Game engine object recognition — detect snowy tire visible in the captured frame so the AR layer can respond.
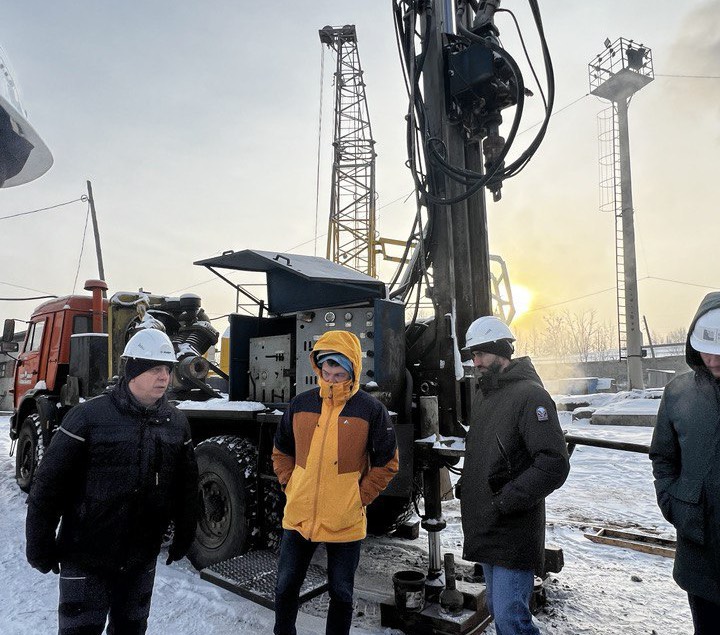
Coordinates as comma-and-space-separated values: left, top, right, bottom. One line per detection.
16, 414, 44, 493
261, 480, 285, 553
188, 436, 258, 569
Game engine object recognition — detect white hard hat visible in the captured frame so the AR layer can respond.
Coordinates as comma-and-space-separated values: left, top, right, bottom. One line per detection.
690, 308, 720, 355
122, 329, 177, 363
0, 47, 53, 188
463, 315, 515, 352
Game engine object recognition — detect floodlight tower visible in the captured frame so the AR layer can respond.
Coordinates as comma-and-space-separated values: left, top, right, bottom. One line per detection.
589, 38, 653, 390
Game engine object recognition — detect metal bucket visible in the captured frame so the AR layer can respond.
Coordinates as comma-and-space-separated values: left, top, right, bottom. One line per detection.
392, 569, 426, 612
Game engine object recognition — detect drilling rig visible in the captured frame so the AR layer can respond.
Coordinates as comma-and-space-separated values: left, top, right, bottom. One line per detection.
3, 3, 555, 633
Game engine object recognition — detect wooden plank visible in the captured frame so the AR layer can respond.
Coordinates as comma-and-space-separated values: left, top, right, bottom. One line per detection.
584, 527, 676, 558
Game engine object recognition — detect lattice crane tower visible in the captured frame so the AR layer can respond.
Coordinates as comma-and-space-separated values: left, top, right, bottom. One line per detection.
319, 25, 378, 278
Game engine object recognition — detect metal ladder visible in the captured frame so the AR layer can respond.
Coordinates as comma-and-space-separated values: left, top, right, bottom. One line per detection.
597, 105, 626, 359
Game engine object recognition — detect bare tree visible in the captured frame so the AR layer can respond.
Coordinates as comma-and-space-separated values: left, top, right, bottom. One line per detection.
515, 310, 615, 362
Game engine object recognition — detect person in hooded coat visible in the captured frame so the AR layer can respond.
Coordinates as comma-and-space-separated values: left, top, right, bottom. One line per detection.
459, 316, 569, 635
272, 329, 398, 635
650, 292, 720, 634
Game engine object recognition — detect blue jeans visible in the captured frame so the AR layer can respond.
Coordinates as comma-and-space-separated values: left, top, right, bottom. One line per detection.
481, 563, 538, 635
274, 530, 361, 635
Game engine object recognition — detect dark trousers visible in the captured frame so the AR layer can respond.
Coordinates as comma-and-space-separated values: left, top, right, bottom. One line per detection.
274, 529, 361, 635
688, 593, 720, 635
58, 561, 157, 635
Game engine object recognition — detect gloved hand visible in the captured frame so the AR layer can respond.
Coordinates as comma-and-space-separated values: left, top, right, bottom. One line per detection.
454, 479, 462, 500
31, 558, 60, 574
165, 545, 183, 566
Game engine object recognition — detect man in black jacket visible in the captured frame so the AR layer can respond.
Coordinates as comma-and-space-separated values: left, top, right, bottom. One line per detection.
26, 329, 198, 635
650, 292, 720, 634
459, 316, 569, 635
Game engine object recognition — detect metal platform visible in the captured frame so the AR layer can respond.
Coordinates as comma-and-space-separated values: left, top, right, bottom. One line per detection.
380, 598, 491, 635
200, 550, 328, 610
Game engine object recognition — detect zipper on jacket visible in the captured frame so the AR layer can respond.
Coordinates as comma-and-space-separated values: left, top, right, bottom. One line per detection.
496, 434, 512, 474
308, 389, 340, 540
154, 437, 162, 487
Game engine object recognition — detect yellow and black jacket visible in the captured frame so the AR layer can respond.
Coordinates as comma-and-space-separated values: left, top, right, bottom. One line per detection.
272, 330, 399, 542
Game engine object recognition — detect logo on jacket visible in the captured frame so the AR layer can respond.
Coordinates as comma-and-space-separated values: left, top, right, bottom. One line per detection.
536, 406, 549, 422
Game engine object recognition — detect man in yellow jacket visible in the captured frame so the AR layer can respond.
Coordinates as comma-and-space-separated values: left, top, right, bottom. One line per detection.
272, 330, 399, 635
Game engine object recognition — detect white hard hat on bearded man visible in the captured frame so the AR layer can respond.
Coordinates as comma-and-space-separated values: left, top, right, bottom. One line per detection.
463, 315, 515, 352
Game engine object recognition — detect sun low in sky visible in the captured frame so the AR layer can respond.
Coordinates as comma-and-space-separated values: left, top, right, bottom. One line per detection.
509, 284, 533, 322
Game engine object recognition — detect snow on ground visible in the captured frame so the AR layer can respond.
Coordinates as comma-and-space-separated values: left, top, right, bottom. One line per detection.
0, 406, 695, 634
175, 396, 266, 411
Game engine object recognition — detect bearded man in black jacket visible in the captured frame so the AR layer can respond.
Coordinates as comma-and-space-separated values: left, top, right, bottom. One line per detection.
459, 316, 569, 635
26, 329, 198, 635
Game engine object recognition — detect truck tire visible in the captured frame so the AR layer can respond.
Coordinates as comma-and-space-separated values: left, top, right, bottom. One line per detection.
16, 414, 44, 493
188, 436, 258, 569
262, 480, 285, 553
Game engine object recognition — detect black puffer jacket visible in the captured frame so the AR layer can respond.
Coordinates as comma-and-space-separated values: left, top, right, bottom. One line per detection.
460, 357, 569, 573
650, 292, 720, 603
26, 379, 198, 572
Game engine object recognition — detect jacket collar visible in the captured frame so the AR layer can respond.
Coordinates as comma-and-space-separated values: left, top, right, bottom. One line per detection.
477, 356, 544, 394
318, 378, 353, 406
111, 378, 171, 419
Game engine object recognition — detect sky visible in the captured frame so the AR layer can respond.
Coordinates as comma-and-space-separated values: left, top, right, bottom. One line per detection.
1, 1, 718, 341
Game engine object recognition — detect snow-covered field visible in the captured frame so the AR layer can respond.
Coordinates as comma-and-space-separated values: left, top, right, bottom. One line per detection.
0, 407, 694, 634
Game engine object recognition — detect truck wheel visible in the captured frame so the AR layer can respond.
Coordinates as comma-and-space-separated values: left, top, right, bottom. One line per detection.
188, 436, 258, 569
16, 414, 44, 493
262, 481, 285, 553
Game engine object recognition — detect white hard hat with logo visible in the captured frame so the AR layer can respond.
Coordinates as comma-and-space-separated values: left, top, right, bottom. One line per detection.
0, 46, 53, 187
690, 308, 720, 355
463, 315, 515, 352
122, 329, 177, 364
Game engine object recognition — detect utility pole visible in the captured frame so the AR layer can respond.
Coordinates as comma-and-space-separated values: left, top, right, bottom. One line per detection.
85, 180, 106, 297
590, 38, 653, 389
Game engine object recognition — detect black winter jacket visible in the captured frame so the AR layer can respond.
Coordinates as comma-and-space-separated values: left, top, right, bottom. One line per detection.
460, 357, 569, 573
650, 292, 720, 603
26, 379, 198, 572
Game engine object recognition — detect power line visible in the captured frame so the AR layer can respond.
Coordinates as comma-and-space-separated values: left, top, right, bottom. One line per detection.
0, 295, 57, 301
0, 197, 85, 222
72, 203, 91, 293
525, 274, 716, 316
0, 280, 54, 295
518, 94, 590, 136
525, 285, 619, 313
645, 276, 718, 290
655, 73, 720, 79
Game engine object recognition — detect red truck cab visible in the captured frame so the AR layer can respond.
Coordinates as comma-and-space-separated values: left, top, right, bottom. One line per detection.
7, 280, 107, 491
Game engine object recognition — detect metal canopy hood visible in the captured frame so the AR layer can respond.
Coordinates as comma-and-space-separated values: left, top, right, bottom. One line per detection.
194, 250, 386, 315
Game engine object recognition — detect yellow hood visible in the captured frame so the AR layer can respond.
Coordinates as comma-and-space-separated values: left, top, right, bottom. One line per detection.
311, 330, 363, 397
